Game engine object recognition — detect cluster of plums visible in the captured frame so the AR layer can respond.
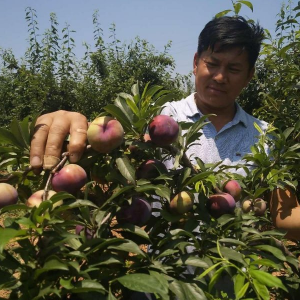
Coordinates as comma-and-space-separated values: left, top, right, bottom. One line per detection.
0, 115, 267, 232
206, 180, 242, 218
206, 180, 267, 218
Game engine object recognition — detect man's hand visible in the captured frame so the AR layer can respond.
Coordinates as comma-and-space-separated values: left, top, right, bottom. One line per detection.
30, 110, 88, 170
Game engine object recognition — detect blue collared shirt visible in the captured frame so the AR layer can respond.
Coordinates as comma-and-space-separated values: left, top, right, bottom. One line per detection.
160, 93, 269, 175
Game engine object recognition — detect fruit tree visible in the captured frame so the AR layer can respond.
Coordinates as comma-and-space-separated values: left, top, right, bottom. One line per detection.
0, 83, 300, 300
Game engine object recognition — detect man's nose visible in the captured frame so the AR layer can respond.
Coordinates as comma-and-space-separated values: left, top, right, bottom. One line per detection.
213, 68, 227, 83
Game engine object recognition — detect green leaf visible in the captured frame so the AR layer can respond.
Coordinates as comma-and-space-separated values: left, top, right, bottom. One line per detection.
219, 238, 246, 247
104, 103, 134, 133
34, 256, 70, 279
252, 245, 286, 261
116, 273, 168, 295
169, 280, 207, 300
0, 128, 23, 148
234, 273, 246, 299
250, 258, 280, 269
208, 266, 226, 292
234, 2, 242, 14
250, 269, 288, 292
126, 97, 140, 117
113, 223, 150, 241
238, 0, 254, 12
0, 228, 28, 253
253, 122, 263, 134
116, 156, 136, 184
107, 239, 147, 257
100, 186, 135, 208
197, 262, 223, 280
10, 118, 30, 149
70, 279, 106, 293
210, 245, 246, 265
252, 278, 270, 300
215, 9, 232, 18
173, 255, 210, 269
184, 171, 214, 186
236, 282, 249, 299
131, 82, 140, 98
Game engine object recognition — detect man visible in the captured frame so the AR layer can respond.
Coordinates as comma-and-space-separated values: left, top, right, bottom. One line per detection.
30, 16, 300, 240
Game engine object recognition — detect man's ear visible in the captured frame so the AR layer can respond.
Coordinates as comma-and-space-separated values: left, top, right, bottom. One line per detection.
246, 67, 255, 85
193, 53, 198, 75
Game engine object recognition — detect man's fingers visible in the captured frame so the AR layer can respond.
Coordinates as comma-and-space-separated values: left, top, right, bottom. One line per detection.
68, 115, 88, 163
44, 119, 72, 160
30, 111, 88, 169
30, 121, 52, 168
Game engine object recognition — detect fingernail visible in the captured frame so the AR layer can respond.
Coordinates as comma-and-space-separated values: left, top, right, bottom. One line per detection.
43, 155, 60, 170
69, 153, 80, 163
30, 156, 42, 167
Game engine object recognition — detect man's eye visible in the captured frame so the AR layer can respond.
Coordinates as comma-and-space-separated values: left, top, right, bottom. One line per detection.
207, 62, 217, 67
230, 68, 241, 73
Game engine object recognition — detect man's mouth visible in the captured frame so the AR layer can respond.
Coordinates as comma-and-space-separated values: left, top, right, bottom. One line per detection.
207, 85, 226, 93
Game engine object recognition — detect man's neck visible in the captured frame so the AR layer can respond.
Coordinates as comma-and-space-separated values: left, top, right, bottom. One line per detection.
194, 97, 236, 132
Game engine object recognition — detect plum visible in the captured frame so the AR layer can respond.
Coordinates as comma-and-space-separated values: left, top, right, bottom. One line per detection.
51, 164, 87, 195
87, 116, 124, 153
207, 193, 236, 218
149, 115, 179, 147
223, 180, 242, 202
26, 190, 60, 208
116, 197, 152, 226
0, 183, 18, 208
170, 191, 194, 214
136, 159, 167, 180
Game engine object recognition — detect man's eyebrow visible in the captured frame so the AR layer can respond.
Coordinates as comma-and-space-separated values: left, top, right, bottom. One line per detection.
208, 55, 244, 67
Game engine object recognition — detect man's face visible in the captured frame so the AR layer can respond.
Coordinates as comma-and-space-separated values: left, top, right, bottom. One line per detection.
193, 46, 254, 112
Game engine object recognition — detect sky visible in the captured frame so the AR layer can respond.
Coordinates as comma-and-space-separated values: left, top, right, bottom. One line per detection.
0, 0, 288, 76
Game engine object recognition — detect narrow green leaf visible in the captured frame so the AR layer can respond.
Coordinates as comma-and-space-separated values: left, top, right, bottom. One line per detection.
104, 104, 134, 133
107, 239, 146, 257
0, 228, 28, 253
252, 278, 270, 300
126, 97, 140, 117
250, 269, 288, 292
210, 246, 246, 265
197, 262, 223, 280
10, 118, 30, 149
100, 186, 134, 208
114, 223, 150, 241
131, 83, 140, 97
215, 10, 232, 18
117, 273, 168, 295
219, 238, 246, 247
236, 282, 249, 299
34, 256, 70, 279
116, 156, 136, 184
208, 266, 226, 292
252, 245, 286, 261
70, 279, 106, 293
234, 273, 246, 299
0, 128, 23, 148
253, 122, 263, 134
250, 258, 280, 269
169, 280, 207, 300
238, 0, 254, 11
234, 2, 242, 14
173, 255, 210, 269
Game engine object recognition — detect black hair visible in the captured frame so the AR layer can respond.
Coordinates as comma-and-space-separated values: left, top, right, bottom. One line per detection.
197, 16, 265, 69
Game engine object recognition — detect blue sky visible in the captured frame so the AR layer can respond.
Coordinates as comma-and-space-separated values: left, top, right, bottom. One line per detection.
0, 0, 287, 75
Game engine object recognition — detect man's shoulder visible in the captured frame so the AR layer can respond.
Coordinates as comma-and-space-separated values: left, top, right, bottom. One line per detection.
238, 104, 269, 131
161, 93, 198, 120
164, 93, 194, 110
